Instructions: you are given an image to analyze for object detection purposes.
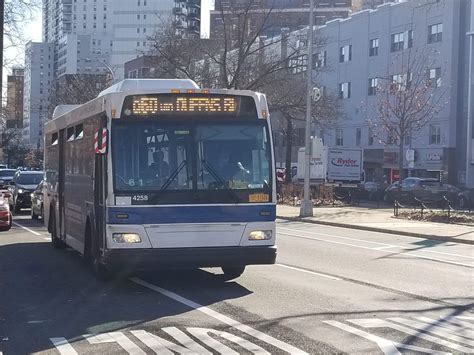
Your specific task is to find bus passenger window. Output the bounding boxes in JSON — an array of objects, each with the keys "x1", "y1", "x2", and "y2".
[
  {"x1": 67, "y1": 127, "x2": 75, "y2": 142},
  {"x1": 51, "y1": 132, "x2": 59, "y2": 146},
  {"x1": 75, "y1": 124, "x2": 84, "y2": 140}
]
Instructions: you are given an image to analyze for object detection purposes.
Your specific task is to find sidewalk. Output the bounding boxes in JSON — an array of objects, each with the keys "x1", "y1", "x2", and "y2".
[{"x1": 277, "y1": 204, "x2": 474, "y2": 244}]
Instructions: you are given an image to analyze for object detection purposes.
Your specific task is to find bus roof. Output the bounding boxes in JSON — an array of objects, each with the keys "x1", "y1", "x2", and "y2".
[{"x1": 98, "y1": 79, "x2": 200, "y2": 97}]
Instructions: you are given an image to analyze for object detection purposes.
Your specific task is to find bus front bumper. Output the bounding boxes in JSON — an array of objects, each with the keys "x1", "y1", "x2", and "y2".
[{"x1": 103, "y1": 245, "x2": 277, "y2": 271}]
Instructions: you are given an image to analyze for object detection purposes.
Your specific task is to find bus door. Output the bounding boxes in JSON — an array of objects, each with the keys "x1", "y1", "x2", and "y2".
[
  {"x1": 94, "y1": 115, "x2": 108, "y2": 252},
  {"x1": 58, "y1": 128, "x2": 66, "y2": 239}
]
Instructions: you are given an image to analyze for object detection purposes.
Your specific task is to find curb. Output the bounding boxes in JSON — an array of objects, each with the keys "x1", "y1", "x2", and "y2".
[{"x1": 276, "y1": 216, "x2": 474, "y2": 245}]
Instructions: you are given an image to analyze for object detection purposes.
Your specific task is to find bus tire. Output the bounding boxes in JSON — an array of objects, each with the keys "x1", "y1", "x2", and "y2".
[
  {"x1": 221, "y1": 266, "x2": 245, "y2": 280},
  {"x1": 88, "y1": 226, "x2": 112, "y2": 282},
  {"x1": 50, "y1": 211, "x2": 66, "y2": 249}
]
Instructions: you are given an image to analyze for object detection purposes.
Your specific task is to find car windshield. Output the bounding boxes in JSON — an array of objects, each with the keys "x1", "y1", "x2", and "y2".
[
  {"x1": 112, "y1": 120, "x2": 271, "y2": 204},
  {"x1": 17, "y1": 173, "x2": 43, "y2": 185},
  {"x1": 0, "y1": 170, "x2": 15, "y2": 178}
]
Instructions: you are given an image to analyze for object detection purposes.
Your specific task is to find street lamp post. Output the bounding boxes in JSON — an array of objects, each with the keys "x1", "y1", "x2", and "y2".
[
  {"x1": 85, "y1": 58, "x2": 116, "y2": 84},
  {"x1": 467, "y1": 29, "x2": 473, "y2": 188},
  {"x1": 300, "y1": 0, "x2": 315, "y2": 217}
]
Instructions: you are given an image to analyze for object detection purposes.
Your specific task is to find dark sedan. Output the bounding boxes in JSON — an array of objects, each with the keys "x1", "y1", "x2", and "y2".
[
  {"x1": 384, "y1": 177, "x2": 460, "y2": 204},
  {"x1": 10, "y1": 171, "x2": 44, "y2": 213}
]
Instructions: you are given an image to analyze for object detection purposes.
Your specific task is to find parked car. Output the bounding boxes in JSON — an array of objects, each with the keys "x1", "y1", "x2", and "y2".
[
  {"x1": 0, "y1": 196, "x2": 12, "y2": 231},
  {"x1": 458, "y1": 189, "x2": 473, "y2": 209},
  {"x1": 9, "y1": 170, "x2": 44, "y2": 213},
  {"x1": 384, "y1": 177, "x2": 460, "y2": 204},
  {"x1": 31, "y1": 180, "x2": 44, "y2": 220}
]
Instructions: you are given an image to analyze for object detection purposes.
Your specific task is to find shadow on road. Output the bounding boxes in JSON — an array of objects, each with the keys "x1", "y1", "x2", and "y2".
[{"x1": 0, "y1": 241, "x2": 253, "y2": 354}]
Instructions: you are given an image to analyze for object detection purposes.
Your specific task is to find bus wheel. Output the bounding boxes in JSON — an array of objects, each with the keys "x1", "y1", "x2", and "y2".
[
  {"x1": 89, "y1": 232, "x2": 112, "y2": 282},
  {"x1": 221, "y1": 266, "x2": 245, "y2": 280},
  {"x1": 50, "y1": 212, "x2": 66, "y2": 249}
]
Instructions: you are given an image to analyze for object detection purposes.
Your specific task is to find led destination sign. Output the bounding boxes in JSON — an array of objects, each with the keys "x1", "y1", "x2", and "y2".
[{"x1": 132, "y1": 95, "x2": 237, "y2": 115}]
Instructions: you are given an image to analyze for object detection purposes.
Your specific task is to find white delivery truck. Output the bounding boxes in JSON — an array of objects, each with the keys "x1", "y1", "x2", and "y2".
[{"x1": 297, "y1": 138, "x2": 364, "y2": 185}]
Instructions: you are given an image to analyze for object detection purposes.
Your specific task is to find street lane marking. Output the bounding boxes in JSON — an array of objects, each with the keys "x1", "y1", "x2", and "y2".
[
  {"x1": 12, "y1": 221, "x2": 42, "y2": 236},
  {"x1": 350, "y1": 318, "x2": 473, "y2": 353},
  {"x1": 324, "y1": 320, "x2": 451, "y2": 355},
  {"x1": 388, "y1": 317, "x2": 474, "y2": 346},
  {"x1": 279, "y1": 224, "x2": 474, "y2": 260},
  {"x1": 192, "y1": 328, "x2": 270, "y2": 354},
  {"x1": 161, "y1": 327, "x2": 211, "y2": 354},
  {"x1": 130, "y1": 277, "x2": 308, "y2": 354},
  {"x1": 275, "y1": 263, "x2": 342, "y2": 281},
  {"x1": 50, "y1": 337, "x2": 79, "y2": 355},
  {"x1": 86, "y1": 332, "x2": 146, "y2": 354},
  {"x1": 279, "y1": 231, "x2": 474, "y2": 268}
]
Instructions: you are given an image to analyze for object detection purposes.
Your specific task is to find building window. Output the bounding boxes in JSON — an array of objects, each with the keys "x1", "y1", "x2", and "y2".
[
  {"x1": 339, "y1": 44, "x2": 352, "y2": 63},
  {"x1": 368, "y1": 78, "x2": 378, "y2": 96},
  {"x1": 387, "y1": 127, "x2": 398, "y2": 145},
  {"x1": 369, "y1": 38, "x2": 378, "y2": 56},
  {"x1": 314, "y1": 51, "x2": 326, "y2": 68},
  {"x1": 338, "y1": 82, "x2": 351, "y2": 99},
  {"x1": 429, "y1": 125, "x2": 441, "y2": 144},
  {"x1": 391, "y1": 30, "x2": 413, "y2": 52},
  {"x1": 336, "y1": 129, "x2": 344, "y2": 146},
  {"x1": 368, "y1": 128, "x2": 374, "y2": 146},
  {"x1": 356, "y1": 128, "x2": 361, "y2": 146},
  {"x1": 290, "y1": 54, "x2": 307, "y2": 74},
  {"x1": 428, "y1": 67, "x2": 442, "y2": 87},
  {"x1": 428, "y1": 23, "x2": 443, "y2": 43},
  {"x1": 391, "y1": 73, "x2": 412, "y2": 91}
]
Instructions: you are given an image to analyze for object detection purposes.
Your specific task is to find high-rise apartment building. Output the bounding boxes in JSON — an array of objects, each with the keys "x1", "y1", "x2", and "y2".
[
  {"x1": 23, "y1": 42, "x2": 54, "y2": 147},
  {"x1": 174, "y1": 0, "x2": 202, "y2": 39},
  {"x1": 210, "y1": 0, "x2": 352, "y2": 38},
  {"x1": 5, "y1": 68, "x2": 25, "y2": 130},
  {"x1": 42, "y1": 0, "x2": 174, "y2": 79}
]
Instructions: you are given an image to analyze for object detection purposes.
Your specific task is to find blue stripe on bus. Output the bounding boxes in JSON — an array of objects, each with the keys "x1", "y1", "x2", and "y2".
[{"x1": 107, "y1": 205, "x2": 276, "y2": 224}]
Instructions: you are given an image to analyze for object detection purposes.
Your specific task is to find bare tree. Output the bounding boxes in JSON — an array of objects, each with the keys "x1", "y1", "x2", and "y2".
[
  {"x1": 52, "y1": 74, "x2": 109, "y2": 106},
  {"x1": 368, "y1": 45, "x2": 448, "y2": 182}
]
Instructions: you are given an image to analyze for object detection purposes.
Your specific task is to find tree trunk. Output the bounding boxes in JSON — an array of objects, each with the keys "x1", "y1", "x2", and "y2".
[{"x1": 285, "y1": 117, "x2": 293, "y2": 184}]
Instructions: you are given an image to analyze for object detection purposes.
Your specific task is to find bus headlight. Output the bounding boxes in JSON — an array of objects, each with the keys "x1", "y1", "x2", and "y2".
[
  {"x1": 249, "y1": 230, "x2": 272, "y2": 240},
  {"x1": 112, "y1": 233, "x2": 141, "y2": 243}
]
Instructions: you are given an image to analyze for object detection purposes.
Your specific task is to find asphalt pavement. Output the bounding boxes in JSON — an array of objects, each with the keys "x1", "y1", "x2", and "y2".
[{"x1": 0, "y1": 213, "x2": 473, "y2": 354}]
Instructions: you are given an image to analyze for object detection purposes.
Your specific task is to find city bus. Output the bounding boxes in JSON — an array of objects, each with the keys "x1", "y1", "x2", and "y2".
[{"x1": 44, "y1": 79, "x2": 277, "y2": 280}]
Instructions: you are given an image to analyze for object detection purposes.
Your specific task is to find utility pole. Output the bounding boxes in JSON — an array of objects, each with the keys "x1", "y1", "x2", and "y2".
[
  {"x1": 467, "y1": 28, "x2": 473, "y2": 188},
  {"x1": 0, "y1": 0, "x2": 4, "y2": 110},
  {"x1": 300, "y1": 0, "x2": 314, "y2": 217}
]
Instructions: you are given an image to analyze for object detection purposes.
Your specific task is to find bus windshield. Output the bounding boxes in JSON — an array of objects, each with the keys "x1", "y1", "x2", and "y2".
[{"x1": 112, "y1": 120, "x2": 272, "y2": 204}]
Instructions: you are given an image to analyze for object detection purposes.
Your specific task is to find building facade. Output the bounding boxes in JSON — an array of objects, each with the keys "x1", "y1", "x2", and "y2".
[
  {"x1": 5, "y1": 68, "x2": 25, "y2": 130},
  {"x1": 23, "y1": 42, "x2": 54, "y2": 147},
  {"x1": 308, "y1": 0, "x2": 470, "y2": 185},
  {"x1": 42, "y1": 0, "x2": 174, "y2": 80},
  {"x1": 174, "y1": 0, "x2": 201, "y2": 39},
  {"x1": 210, "y1": 0, "x2": 352, "y2": 39}
]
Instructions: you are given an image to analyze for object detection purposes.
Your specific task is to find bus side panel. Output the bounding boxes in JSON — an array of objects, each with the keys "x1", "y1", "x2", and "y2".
[
  {"x1": 44, "y1": 132, "x2": 59, "y2": 232},
  {"x1": 64, "y1": 115, "x2": 100, "y2": 252}
]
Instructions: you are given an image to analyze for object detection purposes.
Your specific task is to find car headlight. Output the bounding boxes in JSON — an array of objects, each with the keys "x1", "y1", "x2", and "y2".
[
  {"x1": 18, "y1": 189, "x2": 24, "y2": 194},
  {"x1": 249, "y1": 230, "x2": 272, "y2": 240},
  {"x1": 112, "y1": 233, "x2": 141, "y2": 243}
]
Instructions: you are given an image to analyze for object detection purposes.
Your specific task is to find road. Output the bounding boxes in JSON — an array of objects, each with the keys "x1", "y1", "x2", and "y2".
[{"x1": 0, "y1": 214, "x2": 473, "y2": 354}]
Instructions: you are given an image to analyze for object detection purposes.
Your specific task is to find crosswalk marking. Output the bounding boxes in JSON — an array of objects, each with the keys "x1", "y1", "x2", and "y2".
[
  {"x1": 194, "y1": 328, "x2": 270, "y2": 355},
  {"x1": 85, "y1": 332, "x2": 146, "y2": 355},
  {"x1": 417, "y1": 317, "x2": 473, "y2": 339},
  {"x1": 50, "y1": 337, "x2": 79, "y2": 355},
  {"x1": 389, "y1": 317, "x2": 474, "y2": 346},
  {"x1": 131, "y1": 330, "x2": 194, "y2": 354},
  {"x1": 161, "y1": 327, "x2": 211, "y2": 354},
  {"x1": 349, "y1": 318, "x2": 473, "y2": 353}
]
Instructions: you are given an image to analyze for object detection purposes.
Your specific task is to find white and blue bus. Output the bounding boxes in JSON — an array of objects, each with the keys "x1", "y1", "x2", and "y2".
[{"x1": 44, "y1": 79, "x2": 276, "y2": 279}]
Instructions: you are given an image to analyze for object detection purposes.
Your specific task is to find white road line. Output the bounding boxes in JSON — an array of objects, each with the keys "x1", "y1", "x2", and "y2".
[
  {"x1": 187, "y1": 328, "x2": 238, "y2": 354},
  {"x1": 50, "y1": 337, "x2": 79, "y2": 355},
  {"x1": 279, "y1": 232, "x2": 474, "y2": 268},
  {"x1": 324, "y1": 320, "x2": 450, "y2": 355},
  {"x1": 388, "y1": 317, "x2": 474, "y2": 346},
  {"x1": 275, "y1": 264, "x2": 342, "y2": 281},
  {"x1": 279, "y1": 225, "x2": 474, "y2": 260},
  {"x1": 130, "y1": 277, "x2": 308, "y2": 355},
  {"x1": 350, "y1": 319, "x2": 473, "y2": 353},
  {"x1": 417, "y1": 317, "x2": 473, "y2": 338},
  {"x1": 161, "y1": 327, "x2": 211, "y2": 354},
  {"x1": 86, "y1": 332, "x2": 146, "y2": 355},
  {"x1": 12, "y1": 221, "x2": 42, "y2": 236}
]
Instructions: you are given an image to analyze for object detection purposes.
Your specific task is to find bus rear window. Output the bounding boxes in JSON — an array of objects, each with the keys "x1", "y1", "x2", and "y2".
[{"x1": 51, "y1": 132, "x2": 58, "y2": 145}]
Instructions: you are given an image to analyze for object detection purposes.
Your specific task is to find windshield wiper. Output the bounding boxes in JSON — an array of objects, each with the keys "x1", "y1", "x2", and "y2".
[
  {"x1": 201, "y1": 159, "x2": 240, "y2": 203},
  {"x1": 160, "y1": 160, "x2": 187, "y2": 192}
]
